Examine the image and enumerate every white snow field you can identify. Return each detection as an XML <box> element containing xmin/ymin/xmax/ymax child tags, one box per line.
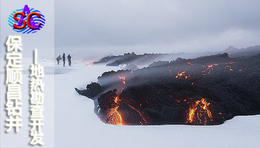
<box><xmin>54</xmin><ymin>60</ymin><xmax>260</xmax><ymax>148</ymax></box>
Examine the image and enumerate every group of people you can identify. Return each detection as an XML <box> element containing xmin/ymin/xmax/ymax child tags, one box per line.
<box><xmin>56</xmin><ymin>53</ymin><xmax>72</xmax><ymax>67</ymax></box>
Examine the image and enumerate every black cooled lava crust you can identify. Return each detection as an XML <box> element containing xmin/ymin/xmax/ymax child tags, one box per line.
<box><xmin>76</xmin><ymin>53</ymin><xmax>260</xmax><ymax>125</ymax></box>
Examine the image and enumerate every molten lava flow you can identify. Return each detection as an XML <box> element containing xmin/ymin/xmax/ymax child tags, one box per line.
<box><xmin>225</xmin><ymin>65</ymin><xmax>234</xmax><ymax>71</ymax></box>
<box><xmin>118</xmin><ymin>76</ymin><xmax>126</xmax><ymax>85</ymax></box>
<box><xmin>119</xmin><ymin>88</ymin><xmax>124</xmax><ymax>95</ymax></box>
<box><xmin>175</xmin><ymin>98</ymin><xmax>187</xmax><ymax>103</ymax></box>
<box><xmin>128</xmin><ymin>104</ymin><xmax>148</xmax><ymax>125</ymax></box>
<box><xmin>117</xmin><ymin>76</ymin><xmax>126</xmax><ymax>95</ymax></box>
<box><xmin>86</xmin><ymin>62</ymin><xmax>94</xmax><ymax>66</ymax></box>
<box><xmin>202</xmin><ymin>64</ymin><xmax>218</xmax><ymax>75</ymax></box>
<box><xmin>107</xmin><ymin>106</ymin><xmax>123</xmax><ymax>125</ymax></box>
<box><xmin>114</xmin><ymin>96</ymin><xmax>121</xmax><ymax>104</ymax></box>
<box><xmin>107</xmin><ymin>96</ymin><xmax>148</xmax><ymax>125</ymax></box>
<box><xmin>187</xmin><ymin>62</ymin><xmax>193</xmax><ymax>65</ymax></box>
<box><xmin>107</xmin><ymin>96</ymin><xmax>124</xmax><ymax>125</ymax></box>
<box><xmin>175</xmin><ymin>71</ymin><xmax>191</xmax><ymax>80</ymax></box>
<box><xmin>176</xmin><ymin>71</ymin><xmax>185</xmax><ymax>79</ymax></box>
<box><xmin>186</xmin><ymin>98</ymin><xmax>214</xmax><ymax>125</ymax></box>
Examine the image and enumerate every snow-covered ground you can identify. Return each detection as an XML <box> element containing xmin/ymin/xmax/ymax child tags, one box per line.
<box><xmin>55</xmin><ymin>61</ymin><xmax>260</xmax><ymax>148</ymax></box>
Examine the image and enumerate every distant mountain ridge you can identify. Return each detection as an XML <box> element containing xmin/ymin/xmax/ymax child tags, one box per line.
<box><xmin>92</xmin><ymin>45</ymin><xmax>260</xmax><ymax>67</ymax></box>
<box><xmin>225</xmin><ymin>45</ymin><xmax>260</xmax><ymax>57</ymax></box>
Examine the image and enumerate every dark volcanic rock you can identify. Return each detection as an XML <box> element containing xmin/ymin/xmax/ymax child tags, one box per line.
<box><xmin>75</xmin><ymin>82</ymin><xmax>103</xmax><ymax>99</ymax></box>
<box><xmin>76</xmin><ymin>53</ymin><xmax>260</xmax><ymax>125</ymax></box>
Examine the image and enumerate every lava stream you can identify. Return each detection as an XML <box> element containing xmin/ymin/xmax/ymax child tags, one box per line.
<box><xmin>118</xmin><ymin>76</ymin><xmax>126</xmax><ymax>85</ymax></box>
<box><xmin>186</xmin><ymin>98</ymin><xmax>214</xmax><ymax>125</ymax></box>
<box><xmin>107</xmin><ymin>106</ymin><xmax>123</xmax><ymax>125</ymax></box>
<box><xmin>175</xmin><ymin>71</ymin><xmax>191</xmax><ymax>80</ymax></box>
<box><xmin>86</xmin><ymin>62</ymin><xmax>94</xmax><ymax>66</ymax></box>
<box><xmin>202</xmin><ymin>63</ymin><xmax>218</xmax><ymax>75</ymax></box>
<box><xmin>128</xmin><ymin>104</ymin><xmax>148</xmax><ymax>125</ymax></box>
<box><xmin>107</xmin><ymin>96</ymin><xmax>124</xmax><ymax>125</ymax></box>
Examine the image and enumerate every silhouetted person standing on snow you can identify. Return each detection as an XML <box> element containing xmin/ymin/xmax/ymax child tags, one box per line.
<box><xmin>62</xmin><ymin>53</ymin><xmax>66</xmax><ymax>67</ymax></box>
<box><xmin>68</xmin><ymin>54</ymin><xmax>72</xmax><ymax>66</ymax></box>
<box><xmin>56</xmin><ymin>55</ymin><xmax>61</xmax><ymax>65</ymax></box>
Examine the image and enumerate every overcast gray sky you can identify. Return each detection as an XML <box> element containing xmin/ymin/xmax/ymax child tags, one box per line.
<box><xmin>55</xmin><ymin>0</ymin><xmax>260</xmax><ymax>58</ymax></box>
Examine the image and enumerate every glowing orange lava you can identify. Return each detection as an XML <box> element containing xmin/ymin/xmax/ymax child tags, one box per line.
<box><xmin>118</xmin><ymin>76</ymin><xmax>126</xmax><ymax>85</ymax></box>
<box><xmin>108</xmin><ymin>77</ymin><xmax>128</xmax><ymax>125</ymax></box>
<box><xmin>202</xmin><ymin>64</ymin><xmax>218</xmax><ymax>75</ymax></box>
<box><xmin>107</xmin><ymin>96</ymin><xmax>124</xmax><ymax>125</ymax></box>
<box><xmin>114</xmin><ymin>96</ymin><xmax>121</xmax><ymax>104</ymax></box>
<box><xmin>175</xmin><ymin>71</ymin><xmax>191</xmax><ymax>80</ymax></box>
<box><xmin>187</xmin><ymin>62</ymin><xmax>193</xmax><ymax>65</ymax></box>
<box><xmin>86</xmin><ymin>62</ymin><xmax>94</xmax><ymax>66</ymax></box>
<box><xmin>107</xmin><ymin>96</ymin><xmax>148</xmax><ymax>125</ymax></box>
<box><xmin>128</xmin><ymin>104</ymin><xmax>148</xmax><ymax>125</ymax></box>
<box><xmin>107</xmin><ymin>106</ymin><xmax>123</xmax><ymax>125</ymax></box>
<box><xmin>225</xmin><ymin>65</ymin><xmax>234</xmax><ymax>71</ymax></box>
<box><xmin>186</xmin><ymin>98</ymin><xmax>214</xmax><ymax>125</ymax></box>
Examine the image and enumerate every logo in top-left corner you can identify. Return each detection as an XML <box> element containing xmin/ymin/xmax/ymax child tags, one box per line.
<box><xmin>8</xmin><ymin>5</ymin><xmax>45</xmax><ymax>34</ymax></box>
